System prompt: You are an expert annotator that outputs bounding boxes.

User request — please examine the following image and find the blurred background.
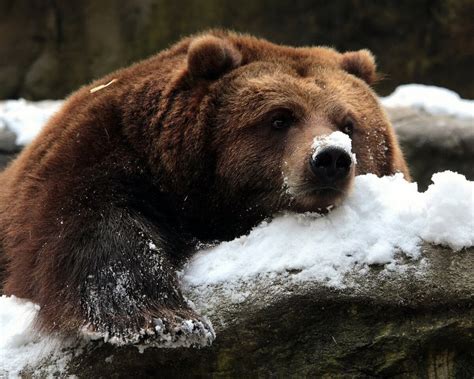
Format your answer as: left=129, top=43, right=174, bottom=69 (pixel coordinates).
left=1, top=0, right=473, bottom=100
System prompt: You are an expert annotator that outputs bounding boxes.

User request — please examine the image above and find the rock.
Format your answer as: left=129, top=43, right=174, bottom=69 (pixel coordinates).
left=386, top=107, right=474, bottom=190
left=0, top=123, right=17, bottom=153
left=27, top=244, right=473, bottom=377
left=0, top=122, right=20, bottom=169
left=0, top=154, right=15, bottom=169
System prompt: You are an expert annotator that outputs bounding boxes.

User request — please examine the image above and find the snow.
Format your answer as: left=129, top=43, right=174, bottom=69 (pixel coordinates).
left=381, top=84, right=474, bottom=119
left=311, top=131, right=357, bottom=163
left=0, top=296, right=74, bottom=377
left=0, top=99, right=63, bottom=146
left=183, top=171, right=473, bottom=288
left=420, top=171, right=474, bottom=250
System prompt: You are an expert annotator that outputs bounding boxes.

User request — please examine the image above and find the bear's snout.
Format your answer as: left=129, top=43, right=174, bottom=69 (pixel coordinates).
left=309, top=147, right=353, bottom=185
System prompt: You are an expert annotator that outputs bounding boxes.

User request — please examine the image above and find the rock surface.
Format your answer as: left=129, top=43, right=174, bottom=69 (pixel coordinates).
left=0, top=124, right=17, bottom=153
left=386, top=107, right=474, bottom=190
left=28, top=244, right=473, bottom=377
left=0, top=124, right=19, bottom=169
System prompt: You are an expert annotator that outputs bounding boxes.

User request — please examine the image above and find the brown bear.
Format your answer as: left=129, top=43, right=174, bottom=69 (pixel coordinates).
left=0, top=30, right=409, bottom=346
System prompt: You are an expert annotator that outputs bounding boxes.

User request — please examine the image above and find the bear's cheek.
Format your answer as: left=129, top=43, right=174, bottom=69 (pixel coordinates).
left=352, top=128, right=391, bottom=176
left=281, top=143, right=309, bottom=189
left=215, top=136, right=284, bottom=192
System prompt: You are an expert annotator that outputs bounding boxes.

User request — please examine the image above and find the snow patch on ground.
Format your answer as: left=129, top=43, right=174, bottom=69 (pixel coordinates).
left=0, top=296, right=75, bottom=377
left=381, top=84, right=474, bottom=119
left=183, top=171, right=473, bottom=288
left=0, top=99, right=63, bottom=145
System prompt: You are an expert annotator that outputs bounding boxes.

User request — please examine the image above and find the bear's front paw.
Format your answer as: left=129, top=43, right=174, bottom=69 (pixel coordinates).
left=80, top=311, right=215, bottom=348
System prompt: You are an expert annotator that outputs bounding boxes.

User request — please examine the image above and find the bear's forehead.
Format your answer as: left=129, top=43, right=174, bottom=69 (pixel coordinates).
left=213, top=61, right=381, bottom=129
left=239, top=50, right=342, bottom=78
left=227, top=62, right=371, bottom=106
left=230, top=47, right=368, bottom=87
left=236, top=37, right=343, bottom=70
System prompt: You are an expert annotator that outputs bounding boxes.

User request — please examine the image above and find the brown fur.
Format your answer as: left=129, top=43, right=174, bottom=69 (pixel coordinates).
left=0, top=30, right=409, bottom=342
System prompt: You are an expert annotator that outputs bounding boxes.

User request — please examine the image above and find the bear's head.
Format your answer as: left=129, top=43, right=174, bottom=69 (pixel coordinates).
left=124, top=31, right=409, bottom=239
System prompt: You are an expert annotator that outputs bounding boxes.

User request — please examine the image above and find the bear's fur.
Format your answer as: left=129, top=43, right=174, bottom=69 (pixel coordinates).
left=0, top=30, right=409, bottom=346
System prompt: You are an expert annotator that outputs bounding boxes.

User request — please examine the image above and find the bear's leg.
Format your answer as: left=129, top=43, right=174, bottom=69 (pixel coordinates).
left=38, top=208, right=214, bottom=347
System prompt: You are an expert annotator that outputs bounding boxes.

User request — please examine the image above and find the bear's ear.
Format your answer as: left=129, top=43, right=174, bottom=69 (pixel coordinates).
left=187, top=35, right=242, bottom=80
left=341, top=49, right=377, bottom=85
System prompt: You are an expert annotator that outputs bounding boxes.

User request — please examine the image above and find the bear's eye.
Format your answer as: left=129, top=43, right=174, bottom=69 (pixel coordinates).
left=270, top=111, right=294, bottom=130
left=341, top=118, right=354, bottom=137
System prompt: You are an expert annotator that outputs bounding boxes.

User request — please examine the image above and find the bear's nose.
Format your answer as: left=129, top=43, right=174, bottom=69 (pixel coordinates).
left=310, top=147, right=352, bottom=183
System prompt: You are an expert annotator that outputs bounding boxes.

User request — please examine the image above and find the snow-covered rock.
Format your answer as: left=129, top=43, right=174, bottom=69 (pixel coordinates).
left=7, top=243, right=473, bottom=377
left=385, top=105, right=474, bottom=189
left=381, top=84, right=474, bottom=119
left=183, top=171, right=473, bottom=292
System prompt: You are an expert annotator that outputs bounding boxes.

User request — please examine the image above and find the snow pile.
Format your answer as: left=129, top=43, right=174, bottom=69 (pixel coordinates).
left=0, top=296, right=73, bottom=377
left=311, top=131, right=357, bottom=163
left=381, top=84, right=474, bottom=119
left=0, top=99, right=63, bottom=145
left=183, top=171, right=473, bottom=288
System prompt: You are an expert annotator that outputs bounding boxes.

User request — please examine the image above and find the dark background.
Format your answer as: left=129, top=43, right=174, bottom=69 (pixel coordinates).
left=1, top=0, right=473, bottom=100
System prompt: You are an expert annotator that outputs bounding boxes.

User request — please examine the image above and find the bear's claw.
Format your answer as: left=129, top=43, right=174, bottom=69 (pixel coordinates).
left=80, top=315, right=215, bottom=348
left=150, top=316, right=215, bottom=347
